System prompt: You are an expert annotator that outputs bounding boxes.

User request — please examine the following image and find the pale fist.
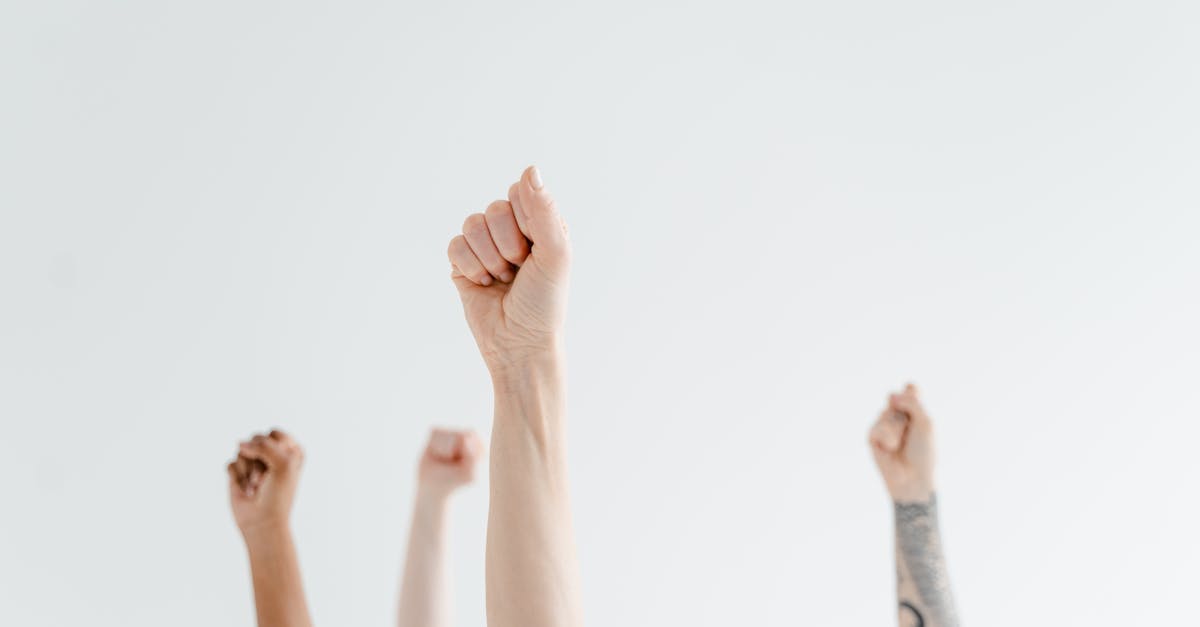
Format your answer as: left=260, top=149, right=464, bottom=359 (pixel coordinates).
left=868, top=384, right=936, bottom=502
left=447, top=166, right=570, bottom=370
left=418, top=429, right=484, bottom=496
left=417, top=427, right=482, bottom=494
left=227, top=429, right=304, bottom=536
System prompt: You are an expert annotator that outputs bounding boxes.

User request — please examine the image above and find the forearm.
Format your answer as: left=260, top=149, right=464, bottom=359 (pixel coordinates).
left=893, top=494, right=959, bottom=627
left=244, top=527, right=314, bottom=627
left=485, top=350, right=583, bottom=627
left=398, top=489, right=452, bottom=627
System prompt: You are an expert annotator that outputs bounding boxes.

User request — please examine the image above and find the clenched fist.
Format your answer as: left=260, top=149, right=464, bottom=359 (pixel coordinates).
left=447, top=165, right=570, bottom=371
left=868, top=384, right=937, bottom=502
left=227, top=429, right=305, bottom=537
left=418, top=428, right=484, bottom=497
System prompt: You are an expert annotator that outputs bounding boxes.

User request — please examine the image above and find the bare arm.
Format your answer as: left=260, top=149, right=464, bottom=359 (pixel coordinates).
left=244, top=528, right=314, bottom=627
left=869, top=385, right=960, bottom=627
left=228, top=430, right=314, bottom=627
left=446, top=165, right=583, bottom=627
left=398, top=430, right=483, bottom=627
left=487, top=354, right=580, bottom=626
left=398, top=490, right=452, bottom=627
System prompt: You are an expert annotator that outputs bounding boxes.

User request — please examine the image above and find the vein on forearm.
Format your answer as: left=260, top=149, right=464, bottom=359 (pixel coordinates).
left=895, top=494, right=959, bottom=627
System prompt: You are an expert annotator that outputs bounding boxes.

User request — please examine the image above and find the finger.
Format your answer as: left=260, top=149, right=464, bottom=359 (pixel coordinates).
left=516, top=165, right=570, bottom=259
left=890, top=391, right=931, bottom=427
left=240, top=436, right=289, bottom=469
left=869, top=410, right=905, bottom=452
left=233, top=453, right=252, bottom=483
left=463, top=212, right=515, bottom=283
left=230, top=459, right=255, bottom=496
left=428, top=429, right=458, bottom=460
left=268, top=429, right=301, bottom=455
left=233, top=449, right=264, bottom=490
left=248, top=464, right=262, bottom=487
left=227, top=462, right=242, bottom=492
left=447, top=235, right=492, bottom=286
left=484, top=200, right=530, bottom=266
left=508, top=182, right=530, bottom=240
left=459, top=430, right=485, bottom=462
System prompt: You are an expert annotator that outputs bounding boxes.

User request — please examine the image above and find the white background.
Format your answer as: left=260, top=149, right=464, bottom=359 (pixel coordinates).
left=2, top=1, right=1198, bottom=625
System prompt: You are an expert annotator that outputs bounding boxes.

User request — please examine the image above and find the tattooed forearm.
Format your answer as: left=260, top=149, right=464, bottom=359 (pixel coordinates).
left=898, top=601, right=925, bottom=627
left=895, top=494, right=959, bottom=627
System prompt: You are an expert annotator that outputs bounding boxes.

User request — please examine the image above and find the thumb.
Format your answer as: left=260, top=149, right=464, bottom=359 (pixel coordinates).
left=459, top=431, right=485, bottom=462
left=869, top=410, right=906, bottom=453
left=516, top=165, right=570, bottom=271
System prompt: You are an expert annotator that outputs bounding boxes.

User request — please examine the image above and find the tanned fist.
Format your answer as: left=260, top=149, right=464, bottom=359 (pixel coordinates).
left=447, top=165, right=570, bottom=371
left=868, top=384, right=937, bottom=502
left=227, top=429, right=305, bottom=537
left=418, top=428, right=484, bottom=497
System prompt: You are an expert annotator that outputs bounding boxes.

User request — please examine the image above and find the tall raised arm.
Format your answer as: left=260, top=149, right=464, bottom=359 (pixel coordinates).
left=227, top=429, right=314, bottom=627
left=447, top=165, right=583, bottom=627
left=398, top=429, right=484, bottom=627
left=868, top=385, right=961, bottom=627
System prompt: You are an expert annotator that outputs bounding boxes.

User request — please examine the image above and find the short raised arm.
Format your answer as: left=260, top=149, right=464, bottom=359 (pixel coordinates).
left=227, top=430, right=313, bottom=627
left=447, top=165, right=582, bottom=627
left=398, top=428, right=485, bottom=627
left=868, top=385, right=960, bottom=627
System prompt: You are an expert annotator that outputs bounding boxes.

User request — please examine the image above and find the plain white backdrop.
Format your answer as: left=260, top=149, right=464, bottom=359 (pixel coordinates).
left=2, top=1, right=1198, bottom=625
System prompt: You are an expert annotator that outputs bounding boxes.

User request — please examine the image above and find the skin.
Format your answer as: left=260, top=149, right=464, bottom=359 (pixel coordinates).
left=447, top=165, right=582, bottom=627
left=227, top=430, right=313, bottom=627
left=868, top=385, right=961, bottom=627
left=397, top=428, right=485, bottom=627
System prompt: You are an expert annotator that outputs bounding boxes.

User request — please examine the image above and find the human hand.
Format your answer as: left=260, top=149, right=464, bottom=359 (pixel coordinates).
left=447, top=165, right=570, bottom=373
left=228, top=429, right=305, bottom=538
left=418, top=428, right=484, bottom=497
left=868, top=384, right=937, bottom=502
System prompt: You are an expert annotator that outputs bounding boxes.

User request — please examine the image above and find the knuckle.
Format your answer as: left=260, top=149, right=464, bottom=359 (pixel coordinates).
left=462, top=213, right=487, bottom=235
left=484, top=200, right=510, bottom=218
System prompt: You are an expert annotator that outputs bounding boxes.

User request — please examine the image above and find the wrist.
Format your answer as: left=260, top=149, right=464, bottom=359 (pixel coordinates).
left=239, top=520, right=291, bottom=550
left=414, top=483, right=455, bottom=507
left=889, top=481, right=936, bottom=504
left=484, top=336, right=564, bottom=379
left=488, top=347, right=564, bottom=393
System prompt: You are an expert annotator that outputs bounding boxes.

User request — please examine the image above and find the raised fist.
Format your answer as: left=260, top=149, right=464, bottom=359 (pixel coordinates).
left=418, top=428, right=484, bottom=496
left=447, top=165, right=570, bottom=371
left=868, top=384, right=937, bottom=502
left=227, top=429, right=304, bottom=536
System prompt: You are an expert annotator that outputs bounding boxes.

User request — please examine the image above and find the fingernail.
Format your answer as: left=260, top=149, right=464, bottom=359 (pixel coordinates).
left=480, top=275, right=493, bottom=286
left=499, top=270, right=514, bottom=283
left=529, top=166, right=543, bottom=190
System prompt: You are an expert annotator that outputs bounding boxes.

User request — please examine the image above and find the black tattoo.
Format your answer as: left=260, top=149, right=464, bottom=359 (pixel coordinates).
left=899, top=600, right=925, bottom=627
left=895, top=494, right=959, bottom=627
